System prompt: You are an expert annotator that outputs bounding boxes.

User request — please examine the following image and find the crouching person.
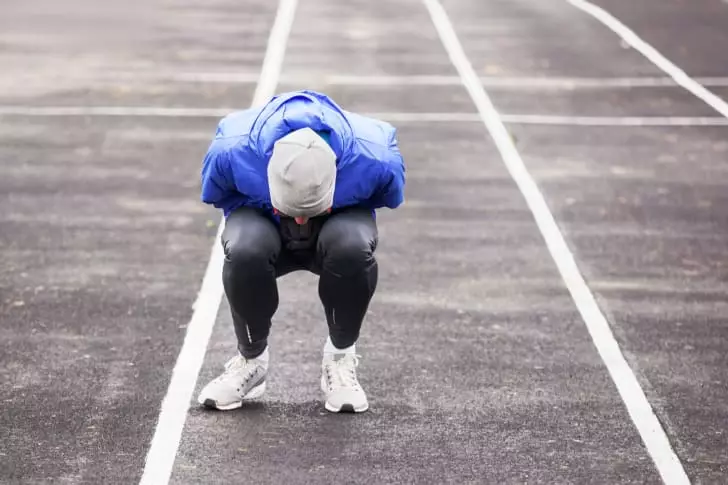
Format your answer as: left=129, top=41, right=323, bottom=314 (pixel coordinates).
left=196, top=90, right=406, bottom=413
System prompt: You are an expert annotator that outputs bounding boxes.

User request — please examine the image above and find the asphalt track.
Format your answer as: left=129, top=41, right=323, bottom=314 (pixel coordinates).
left=0, top=0, right=727, bottom=484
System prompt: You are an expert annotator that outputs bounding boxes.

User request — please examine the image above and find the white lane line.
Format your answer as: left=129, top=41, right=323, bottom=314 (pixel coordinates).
left=316, top=74, right=728, bottom=88
left=422, top=0, right=691, bottom=484
left=477, top=76, right=728, bottom=88
left=364, top=112, right=478, bottom=122
left=137, top=0, right=297, bottom=484
left=498, top=114, right=728, bottom=126
left=172, top=72, right=728, bottom=88
left=168, top=72, right=262, bottom=83
left=4, top=106, right=728, bottom=127
left=19, top=70, right=728, bottom=88
left=566, top=0, right=728, bottom=120
left=0, top=106, right=235, bottom=117
left=367, top=113, right=728, bottom=126
left=19, top=69, right=728, bottom=89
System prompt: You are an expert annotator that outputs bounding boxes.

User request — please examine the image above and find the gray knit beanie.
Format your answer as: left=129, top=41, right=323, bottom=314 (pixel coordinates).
left=267, top=127, right=337, bottom=218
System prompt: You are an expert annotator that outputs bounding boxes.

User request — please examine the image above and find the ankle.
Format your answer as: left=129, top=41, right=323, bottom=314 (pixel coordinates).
left=244, top=346, right=269, bottom=367
left=323, top=336, right=355, bottom=355
left=257, top=346, right=270, bottom=362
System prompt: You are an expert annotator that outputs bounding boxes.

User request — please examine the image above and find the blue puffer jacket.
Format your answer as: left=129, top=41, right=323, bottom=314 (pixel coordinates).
left=200, top=90, right=406, bottom=219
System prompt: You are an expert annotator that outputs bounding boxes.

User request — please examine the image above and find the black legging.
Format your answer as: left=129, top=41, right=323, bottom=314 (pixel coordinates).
left=221, top=206, right=379, bottom=358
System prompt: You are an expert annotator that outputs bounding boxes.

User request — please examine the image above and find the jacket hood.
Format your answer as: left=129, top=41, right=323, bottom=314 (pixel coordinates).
left=248, top=90, right=355, bottom=164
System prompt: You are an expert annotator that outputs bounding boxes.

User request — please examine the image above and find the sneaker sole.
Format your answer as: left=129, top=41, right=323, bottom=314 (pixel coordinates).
left=324, top=401, right=369, bottom=413
left=320, top=377, right=368, bottom=413
left=201, top=381, right=266, bottom=411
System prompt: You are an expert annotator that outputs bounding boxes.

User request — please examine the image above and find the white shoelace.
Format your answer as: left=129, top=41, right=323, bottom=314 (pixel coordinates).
left=225, top=354, right=246, bottom=370
left=324, top=354, right=361, bottom=391
left=213, top=355, right=255, bottom=383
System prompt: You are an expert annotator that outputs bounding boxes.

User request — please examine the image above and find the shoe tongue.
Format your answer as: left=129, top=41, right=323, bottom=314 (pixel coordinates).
left=333, top=353, right=350, bottom=362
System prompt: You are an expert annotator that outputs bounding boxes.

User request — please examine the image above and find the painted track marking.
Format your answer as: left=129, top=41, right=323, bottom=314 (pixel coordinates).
left=137, top=0, right=298, bottom=483
left=422, top=0, right=691, bottom=483
left=566, top=0, right=728, bottom=119
left=3, top=106, right=728, bottom=127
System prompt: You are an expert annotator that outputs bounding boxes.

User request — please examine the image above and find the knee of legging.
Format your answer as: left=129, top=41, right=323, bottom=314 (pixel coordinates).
left=321, top=236, right=376, bottom=276
left=223, top=238, right=275, bottom=270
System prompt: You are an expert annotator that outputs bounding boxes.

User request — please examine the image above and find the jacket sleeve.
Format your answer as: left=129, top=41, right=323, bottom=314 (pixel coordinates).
left=371, top=128, right=406, bottom=209
left=200, top=140, right=234, bottom=209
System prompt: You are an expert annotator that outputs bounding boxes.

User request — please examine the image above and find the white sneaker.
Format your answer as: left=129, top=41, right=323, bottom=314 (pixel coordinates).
left=197, top=353, right=267, bottom=410
left=321, top=353, right=369, bottom=413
